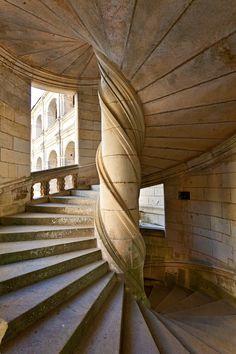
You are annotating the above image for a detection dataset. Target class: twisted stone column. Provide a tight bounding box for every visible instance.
[95,52,146,301]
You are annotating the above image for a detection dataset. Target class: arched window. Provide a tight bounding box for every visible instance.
[47,98,57,127]
[48,150,58,169]
[36,115,42,138]
[36,157,42,171]
[65,141,75,165]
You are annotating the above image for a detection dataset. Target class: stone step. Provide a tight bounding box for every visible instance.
[71,189,98,199]
[155,313,218,354]
[0,248,101,295]
[167,291,214,314]
[156,287,192,313]
[149,285,171,310]
[74,282,124,354]
[26,203,95,216]
[0,237,97,265]
[76,185,91,190]
[1,272,116,354]
[0,260,109,344]
[0,212,94,226]
[122,293,160,354]
[168,299,236,319]
[170,317,234,354]
[0,225,94,242]
[139,303,188,354]
[49,195,96,205]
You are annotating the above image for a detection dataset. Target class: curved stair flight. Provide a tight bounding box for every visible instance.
[0,187,235,354]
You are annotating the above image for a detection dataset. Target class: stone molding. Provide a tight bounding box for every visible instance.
[0,48,99,90]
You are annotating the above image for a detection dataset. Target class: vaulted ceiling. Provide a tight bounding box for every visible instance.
[1,0,236,182]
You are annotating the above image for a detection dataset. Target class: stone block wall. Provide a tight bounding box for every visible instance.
[0,64,31,216]
[78,88,101,165]
[162,149,236,296]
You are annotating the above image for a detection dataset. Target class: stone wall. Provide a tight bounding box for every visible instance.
[0,64,31,216]
[78,88,101,165]
[146,146,236,297]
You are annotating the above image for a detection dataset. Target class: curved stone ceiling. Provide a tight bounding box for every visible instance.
[1,0,236,182]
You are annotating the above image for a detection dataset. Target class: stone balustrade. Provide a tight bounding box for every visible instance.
[31,163,98,199]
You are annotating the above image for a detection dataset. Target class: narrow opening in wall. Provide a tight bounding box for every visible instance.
[31,86,78,172]
[139,184,165,230]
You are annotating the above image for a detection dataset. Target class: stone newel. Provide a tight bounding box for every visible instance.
[95,52,146,301]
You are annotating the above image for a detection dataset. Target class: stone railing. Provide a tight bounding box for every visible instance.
[31,163,98,200]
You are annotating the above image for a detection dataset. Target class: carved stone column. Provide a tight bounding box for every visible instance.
[95,52,146,301]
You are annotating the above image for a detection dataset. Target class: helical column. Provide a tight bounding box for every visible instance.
[95,52,146,301]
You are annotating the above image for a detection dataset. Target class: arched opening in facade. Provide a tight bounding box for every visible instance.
[35,115,42,138]
[36,157,42,171]
[47,98,57,127]
[65,141,75,165]
[48,150,58,169]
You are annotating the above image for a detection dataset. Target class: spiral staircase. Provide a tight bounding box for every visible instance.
[0,187,235,354]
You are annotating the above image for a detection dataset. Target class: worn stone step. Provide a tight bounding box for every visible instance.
[74,282,124,354]
[70,189,98,199]
[167,291,214,314]
[0,237,97,265]
[0,248,101,295]
[149,285,171,310]
[155,313,218,354]
[0,212,94,226]
[169,317,234,354]
[49,195,96,205]
[0,260,109,343]
[0,225,94,242]
[156,287,192,313]
[26,203,95,216]
[139,303,189,354]
[168,299,236,319]
[1,272,116,354]
[122,293,160,354]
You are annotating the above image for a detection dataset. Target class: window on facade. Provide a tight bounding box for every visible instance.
[36,157,42,171]
[47,98,57,127]
[48,150,58,169]
[65,141,75,166]
[139,184,165,229]
[36,115,42,138]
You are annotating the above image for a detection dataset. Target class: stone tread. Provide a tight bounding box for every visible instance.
[74,282,124,354]
[0,248,100,283]
[168,299,236,318]
[0,237,95,256]
[0,212,94,226]
[155,314,219,354]
[139,303,189,354]
[1,272,116,354]
[0,225,92,234]
[156,287,192,313]
[167,291,214,314]
[169,317,235,354]
[122,293,160,354]
[0,260,109,342]
[28,203,95,208]
[149,285,171,310]
[50,196,96,204]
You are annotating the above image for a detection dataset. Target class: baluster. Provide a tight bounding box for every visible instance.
[31,184,34,200]
[40,180,49,197]
[57,176,65,192]
[72,173,78,189]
